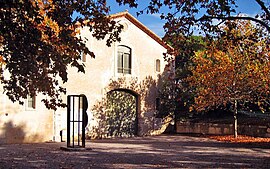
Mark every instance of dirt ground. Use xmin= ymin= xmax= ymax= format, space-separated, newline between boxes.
xmin=0 ymin=135 xmax=269 ymax=169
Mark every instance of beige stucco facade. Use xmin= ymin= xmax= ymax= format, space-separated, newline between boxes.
xmin=0 ymin=12 xmax=173 ymax=143
xmin=0 ymin=91 xmax=54 ymax=143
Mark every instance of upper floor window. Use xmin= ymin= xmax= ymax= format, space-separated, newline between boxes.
xmin=27 ymin=95 xmax=36 ymax=109
xmin=156 ymin=59 xmax=160 ymax=72
xmin=118 ymin=45 xmax=131 ymax=74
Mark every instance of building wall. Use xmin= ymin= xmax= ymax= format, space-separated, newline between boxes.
xmin=56 ymin=16 xmax=169 ymax=139
xmin=0 ymin=15 xmax=171 ymax=143
xmin=0 ymin=87 xmax=54 ymax=143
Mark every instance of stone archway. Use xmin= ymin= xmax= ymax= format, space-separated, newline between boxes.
xmin=105 ymin=89 xmax=139 ymax=137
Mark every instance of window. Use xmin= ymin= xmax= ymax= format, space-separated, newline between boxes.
xmin=27 ymin=96 xmax=36 ymax=109
xmin=118 ymin=45 xmax=131 ymax=74
xmin=155 ymin=98 xmax=160 ymax=111
xmin=156 ymin=59 xmax=160 ymax=72
xmin=81 ymin=52 xmax=86 ymax=62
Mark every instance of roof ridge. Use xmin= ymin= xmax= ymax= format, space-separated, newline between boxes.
xmin=109 ymin=11 xmax=173 ymax=51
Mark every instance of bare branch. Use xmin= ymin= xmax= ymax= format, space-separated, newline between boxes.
xmin=255 ymin=0 xmax=270 ymax=20
xmin=199 ymin=15 xmax=270 ymax=33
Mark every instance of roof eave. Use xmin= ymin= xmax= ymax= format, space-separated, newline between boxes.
xmin=109 ymin=11 xmax=174 ymax=51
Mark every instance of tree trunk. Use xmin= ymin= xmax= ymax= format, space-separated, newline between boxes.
xmin=234 ymin=100 xmax=238 ymax=138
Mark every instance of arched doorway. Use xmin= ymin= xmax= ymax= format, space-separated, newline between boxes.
xmin=105 ymin=89 xmax=138 ymax=137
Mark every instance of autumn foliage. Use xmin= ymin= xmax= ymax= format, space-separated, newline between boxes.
xmin=189 ymin=20 xmax=270 ymax=111
xmin=188 ymin=20 xmax=270 ymax=137
xmin=0 ymin=0 xmax=123 ymax=109
xmin=209 ymin=135 xmax=270 ymax=144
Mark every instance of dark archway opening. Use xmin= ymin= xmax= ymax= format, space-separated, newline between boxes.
xmin=106 ymin=89 xmax=139 ymax=137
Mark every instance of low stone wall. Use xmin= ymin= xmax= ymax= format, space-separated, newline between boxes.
xmin=176 ymin=121 xmax=270 ymax=138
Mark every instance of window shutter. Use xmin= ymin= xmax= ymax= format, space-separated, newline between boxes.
xmin=118 ymin=52 xmax=123 ymax=73
xmin=117 ymin=45 xmax=131 ymax=74
xmin=123 ymin=53 xmax=131 ymax=74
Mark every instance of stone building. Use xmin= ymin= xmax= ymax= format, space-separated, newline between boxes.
xmin=0 ymin=11 xmax=174 ymax=143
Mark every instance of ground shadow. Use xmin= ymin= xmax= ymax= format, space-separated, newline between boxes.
xmin=0 ymin=135 xmax=269 ymax=168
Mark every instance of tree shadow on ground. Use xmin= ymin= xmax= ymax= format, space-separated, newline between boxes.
xmin=91 ymin=134 xmax=270 ymax=149
xmin=1 ymin=135 xmax=269 ymax=168
xmin=87 ymin=135 xmax=270 ymax=168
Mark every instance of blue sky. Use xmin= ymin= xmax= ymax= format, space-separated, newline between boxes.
xmin=107 ymin=0 xmax=263 ymax=37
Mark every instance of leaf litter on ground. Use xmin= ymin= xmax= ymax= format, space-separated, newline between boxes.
xmin=208 ymin=135 xmax=270 ymax=143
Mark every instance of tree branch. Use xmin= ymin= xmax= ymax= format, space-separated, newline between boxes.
xmin=255 ymin=0 xmax=270 ymax=20
xmin=199 ymin=15 xmax=270 ymax=33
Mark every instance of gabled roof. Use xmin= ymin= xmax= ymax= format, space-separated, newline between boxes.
xmin=109 ymin=11 xmax=173 ymax=51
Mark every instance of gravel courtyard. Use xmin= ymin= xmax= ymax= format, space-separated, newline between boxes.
xmin=0 ymin=135 xmax=269 ymax=168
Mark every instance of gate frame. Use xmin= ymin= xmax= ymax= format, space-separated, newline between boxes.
xmin=66 ymin=94 xmax=88 ymax=148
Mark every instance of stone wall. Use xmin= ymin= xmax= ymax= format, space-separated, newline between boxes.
xmin=176 ymin=121 xmax=270 ymax=138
